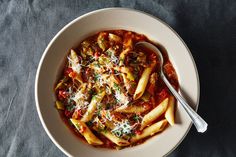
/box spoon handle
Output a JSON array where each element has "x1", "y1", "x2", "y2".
[{"x1": 161, "y1": 73, "x2": 208, "y2": 133}]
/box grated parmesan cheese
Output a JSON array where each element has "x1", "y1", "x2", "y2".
[
  {"x1": 111, "y1": 120, "x2": 133, "y2": 137},
  {"x1": 71, "y1": 90, "x2": 89, "y2": 110},
  {"x1": 67, "y1": 56, "x2": 82, "y2": 74},
  {"x1": 114, "y1": 91, "x2": 129, "y2": 106},
  {"x1": 110, "y1": 53, "x2": 119, "y2": 65},
  {"x1": 95, "y1": 74, "x2": 107, "y2": 87}
]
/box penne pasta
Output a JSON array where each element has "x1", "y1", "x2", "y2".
[
  {"x1": 69, "y1": 49, "x2": 83, "y2": 83},
  {"x1": 123, "y1": 32, "x2": 133, "y2": 49},
  {"x1": 114, "y1": 66, "x2": 135, "y2": 81},
  {"x1": 100, "y1": 130, "x2": 130, "y2": 146},
  {"x1": 119, "y1": 48, "x2": 131, "y2": 66},
  {"x1": 97, "y1": 32, "x2": 108, "y2": 51},
  {"x1": 93, "y1": 117, "x2": 130, "y2": 146},
  {"x1": 133, "y1": 59, "x2": 157, "y2": 100},
  {"x1": 108, "y1": 33, "x2": 122, "y2": 43},
  {"x1": 115, "y1": 104, "x2": 149, "y2": 114},
  {"x1": 81, "y1": 90, "x2": 106, "y2": 122},
  {"x1": 72, "y1": 83, "x2": 91, "y2": 112},
  {"x1": 140, "y1": 98, "x2": 169, "y2": 130},
  {"x1": 55, "y1": 101, "x2": 65, "y2": 110},
  {"x1": 99, "y1": 110, "x2": 116, "y2": 129},
  {"x1": 70, "y1": 49, "x2": 79, "y2": 63},
  {"x1": 131, "y1": 119, "x2": 168, "y2": 143},
  {"x1": 133, "y1": 66, "x2": 152, "y2": 100},
  {"x1": 121, "y1": 73, "x2": 131, "y2": 91},
  {"x1": 70, "y1": 119, "x2": 103, "y2": 145},
  {"x1": 165, "y1": 96, "x2": 175, "y2": 125}
]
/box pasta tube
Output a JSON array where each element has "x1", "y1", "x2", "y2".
[
  {"x1": 108, "y1": 33, "x2": 122, "y2": 43},
  {"x1": 81, "y1": 90, "x2": 106, "y2": 122},
  {"x1": 69, "y1": 49, "x2": 83, "y2": 83},
  {"x1": 114, "y1": 66, "x2": 135, "y2": 81},
  {"x1": 97, "y1": 32, "x2": 108, "y2": 51},
  {"x1": 70, "y1": 119, "x2": 103, "y2": 145},
  {"x1": 165, "y1": 96, "x2": 175, "y2": 125},
  {"x1": 115, "y1": 104, "x2": 149, "y2": 114},
  {"x1": 133, "y1": 66, "x2": 152, "y2": 100},
  {"x1": 131, "y1": 119, "x2": 168, "y2": 143},
  {"x1": 140, "y1": 98, "x2": 169, "y2": 130},
  {"x1": 93, "y1": 118, "x2": 129, "y2": 146},
  {"x1": 119, "y1": 48, "x2": 131, "y2": 66},
  {"x1": 100, "y1": 131, "x2": 130, "y2": 146}
]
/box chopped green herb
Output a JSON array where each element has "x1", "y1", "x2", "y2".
[
  {"x1": 105, "y1": 103, "x2": 111, "y2": 109},
  {"x1": 66, "y1": 105, "x2": 75, "y2": 111},
  {"x1": 88, "y1": 89, "x2": 95, "y2": 95},
  {"x1": 131, "y1": 82, "x2": 136, "y2": 88},
  {"x1": 112, "y1": 129, "x2": 122, "y2": 137},
  {"x1": 97, "y1": 126, "x2": 106, "y2": 133},
  {"x1": 75, "y1": 124, "x2": 81, "y2": 130},
  {"x1": 106, "y1": 50, "x2": 112, "y2": 56},
  {"x1": 106, "y1": 111, "x2": 111, "y2": 120},
  {"x1": 94, "y1": 62, "x2": 100, "y2": 67},
  {"x1": 102, "y1": 128, "x2": 108, "y2": 133},
  {"x1": 94, "y1": 73, "x2": 100, "y2": 81},
  {"x1": 96, "y1": 104, "x2": 103, "y2": 117},
  {"x1": 68, "y1": 119, "x2": 74, "y2": 126},
  {"x1": 133, "y1": 115, "x2": 140, "y2": 122},
  {"x1": 86, "y1": 121, "x2": 93, "y2": 127},
  {"x1": 127, "y1": 132, "x2": 135, "y2": 137},
  {"x1": 113, "y1": 82, "x2": 120, "y2": 91}
]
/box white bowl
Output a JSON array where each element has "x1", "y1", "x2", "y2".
[{"x1": 35, "y1": 8, "x2": 200, "y2": 157}]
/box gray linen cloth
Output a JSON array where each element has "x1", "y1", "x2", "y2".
[{"x1": 0, "y1": 0, "x2": 236, "y2": 156}]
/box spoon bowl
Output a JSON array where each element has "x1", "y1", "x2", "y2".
[{"x1": 135, "y1": 41, "x2": 208, "y2": 133}]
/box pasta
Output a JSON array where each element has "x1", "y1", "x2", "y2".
[
  {"x1": 81, "y1": 90, "x2": 106, "y2": 122},
  {"x1": 70, "y1": 119, "x2": 103, "y2": 145},
  {"x1": 100, "y1": 131, "x2": 130, "y2": 146},
  {"x1": 131, "y1": 119, "x2": 168, "y2": 143},
  {"x1": 93, "y1": 117, "x2": 130, "y2": 146},
  {"x1": 133, "y1": 66, "x2": 152, "y2": 100},
  {"x1": 54, "y1": 30, "x2": 179, "y2": 149},
  {"x1": 115, "y1": 103, "x2": 149, "y2": 113},
  {"x1": 140, "y1": 98, "x2": 169, "y2": 130},
  {"x1": 165, "y1": 96, "x2": 175, "y2": 125},
  {"x1": 68, "y1": 49, "x2": 83, "y2": 83}
]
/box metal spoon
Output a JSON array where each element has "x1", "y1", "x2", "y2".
[{"x1": 135, "y1": 41, "x2": 208, "y2": 133}]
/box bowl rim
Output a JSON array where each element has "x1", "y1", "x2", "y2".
[{"x1": 35, "y1": 7, "x2": 200, "y2": 157}]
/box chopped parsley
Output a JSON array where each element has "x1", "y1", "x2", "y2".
[
  {"x1": 105, "y1": 103, "x2": 113, "y2": 110},
  {"x1": 113, "y1": 82, "x2": 120, "y2": 91},
  {"x1": 86, "y1": 121, "x2": 93, "y2": 127},
  {"x1": 133, "y1": 115, "x2": 140, "y2": 122},
  {"x1": 106, "y1": 50, "x2": 112, "y2": 56},
  {"x1": 96, "y1": 104, "x2": 103, "y2": 117},
  {"x1": 66, "y1": 105, "x2": 75, "y2": 112},
  {"x1": 94, "y1": 62, "x2": 100, "y2": 67},
  {"x1": 94, "y1": 73, "x2": 100, "y2": 81},
  {"x1": 111, "y1": 120, "x2": 133, "y2": 137},
  {"x1": 88, "y1": 89, "x2": 95, "y2": 95}
]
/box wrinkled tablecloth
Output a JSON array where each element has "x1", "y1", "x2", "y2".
[{"x1": 0, "y1": 0, "x2": 236, "y2": 156}]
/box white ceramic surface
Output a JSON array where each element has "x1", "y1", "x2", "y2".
[{"x1": 35, "y1": 8, "x2": 200, "y2": 157}]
